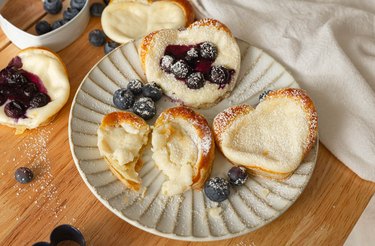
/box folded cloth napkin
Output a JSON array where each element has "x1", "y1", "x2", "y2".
[{"x1": 190, "y1": 0, "x2": 375, "y2": 182}]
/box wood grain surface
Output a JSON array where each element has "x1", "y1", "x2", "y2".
[{"x1": 0, "y1": 1, "x2": 374, "y2": 245}]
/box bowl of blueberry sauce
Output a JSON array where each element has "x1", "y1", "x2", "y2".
[{"x1": 0, "y1": 0, "x2": 90, "y2": 52}]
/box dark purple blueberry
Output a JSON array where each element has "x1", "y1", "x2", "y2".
[
  {"x1": 186, "y1": 72, "x2": 205, "y2": 89},
  {"x1": 113, "y1": 88, "x2": 135, "y2": 110},
  {"x1": 199, "y1": 42, "x2": 217, "y2": 60},
  {"x1": 104, "y1": 41, "x2": 119, "y2": 54},
  {"x1": 160, "y1": 55, "x2": 174, "y2": 73},
  {"x1": 259, "y1": 90, "x2": 272, "y2": 102},
  {"x1": 63, "y1": 7, "x2": 80, "y2": 21},
  {"x1": 103, "y1": 0, "x2": 110, "y2": 5},
  {"x1": 127, "y1": 79, "x2": 143, "y2": 95},
  {"x1": 132, "y1": 97, "x2": 156, "y2": 120},
  {"x1": 89, "y1": 29, "x2": 106, "y2": 47},
  {"x1": 185, "y1": 47, "x2": 199, "y2": 61},
  {"x1": 171, "y1": 60, "x2": 191, "y2": 79},
  {"x1": 209, "y1": 66, "x2": 230, "y2": 86},
  {"x1": 0, "y1": 94, "x2": 6, "y2": 106},
  {"x1": 4, "y1": 101, "x2": 25, "y2": 118},
  {"x1": 227, "y1": 166, "x2": 248, "y2": 186},
  {"x1": 204, "y1": 177, "x2": 230, "y2": 202},
  {"x1": 7, "y1": 71, "x2": 28, "y2": 86},
  {"x1": 43, "y1": 0, "x2": 63, "y2": 14},
  {"x1": 164, "y1": 44, "x2": 193, "y2": 59},
  {"x1": 90, "y1": 2, "x2": 105, "y2": 17},
  {"x1": 15, "y1": 167, "x2": 34, "y2": 184},
  {"x1": 23, "y1": 83, "x2": 38, "y2": 97},
  {"x1": 51, "y1": 19, "x2": 67, "y2": 30},
  {"x1": 7, "y1": 56, "x2": 23, "y2": 69},
  {"x1": 30, "y1": 93, "x2": 50, "y2": 108},
  {"x1": 142, "y1": 83, "x2": 163, "y2": 101},
  {"x1": 70, "y1": 0, "x2": 86, "y2": 10},
  {"x1": 35, "y1": 20, "x2": 52, "y2": 35},
  {"x1": 0, "y1": 84, "x2": 10, "y2": 97}
]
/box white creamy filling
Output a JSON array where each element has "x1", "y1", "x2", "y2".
[
  {"x1": 222, "y1": 98, "x2": 309, "y2": 173},
  {"x1": 152, "y1": 121, "x2": 198, "y2": 196},
  {"x1": 102, "y1": 1, "x2": 185, "y2": 43},
  {"x1": 0, "y1": 49, "x2": 70, "y2": 129},
  {"x1": 97, "y1": 123, "x2": 149, "y2": 183}
]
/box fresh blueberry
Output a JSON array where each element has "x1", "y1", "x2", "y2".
[
  {"x1": 132, "y1": 97, "x2": 156, "y2": 120},
  {"x1": 171, "y1": 60, "x2": 191, "y2": 79},
  {"x1": 22, "y1": 83, "x2": 38, "y2": 97},
  {"x1": 35, "y1": 20, "x2": 52, "y2": 35},
  {"x1": 227, "y1": 166, "x2": 248, "y2": 186},
  {"x1": 70, "y1": 0, "x2": 86, "y2": 10},
  {"x1": 7, "y1": 71, "x2": 28, "y2": 86},
  {"x1": 15, "y1": 167, "x2": 34, "y2": 184},
  {"x1": 43, "y1": 0, "x2": 63, "y2": 14},
  {"x1": 113, "y1": 88, "x2": 135, "y2": 110},
  {"x1": 127, "y1": 79, "x2": 143, "y2": 95},
  {"x1": 0, "y1": 94, "x2": 6, "y2": 106},
  {"x1": 63, "y1": 7, "x2": 80, "y2": 21},
  {"x1": 199, "y1": 42, "x2": 217, "y2": 60},
  {"x1": 160, "y1": 55, "x2": 174, "y2": 73},
  {"x1": 259, "y1": 90, "x2": 272, "y2": 102},
  {"x1": 104, "y1": 41, "x2": 119, "y2": 54},
  {"x1": 103, "y1": 0, "x2": 110, "y2": 5},
  {"x1": 51, "y1": 19, "x2": 67, "y2": 30},
  {"x1": 0, "y1": 84, "x2": 10, "y2": 97},
  {"x1": 90, "y1": 3, "x2": 105, "y2": 17},
  {"x1": 185, "y1": 47, "x2": 199, "y2": 61},
  {"x1": 89, "y1": 29, "x2": 106, "y2": 47},
  {"x1": 186, "y1": 72, "x2": 205, "y2": 89},
  {"x1": 209, "y1": 66, "x2": 230, "y2": 86},
  {"x1": 4, "y1": 101, "x2": 25, "y2": 118},
  {"x1": 142, "y1": 83, "x2": 163, "y2": 101},
  {"x1": 30, "y1": 93, "x2": 51, "y2": 108},
  {"x1": 204, "y1": 177, "x2": 230, "y2": 202}
]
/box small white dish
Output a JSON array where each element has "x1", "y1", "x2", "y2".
[{"x1": 0, "y1": 0, "x2": 90, "y2": 52}]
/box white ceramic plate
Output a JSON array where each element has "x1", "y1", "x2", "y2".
[{"x1": 68, "y1": 39, "x2": 318, "y2": 241}]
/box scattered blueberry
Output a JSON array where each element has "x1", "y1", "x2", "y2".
[
  {"x1": 186, "y1": 72, "x2": 205, "y2": 89},
  {"x1": 171, "y1": 60, "x2": 191, "y2": 79},
  {"x1": 89, "y1": 29, "x2": 106, "y2": 47},
  {"x1": 0, "y1": 84, "x2": 10, "y2": 97},
  {"x1": 142, "y1": 83, "x2": 163, "y2": 101},
  {"x1": 185, "y1": 47, "x2": 199, "y2": 61},
  {"x1": 51, "y1": 19, "x2": 67, "y2": 30},
  {"x1": 227, "y1": 166, "x2": 248, "y2": 186},
  {"x1": 43, "y1": 0, "x2": 63, "y2": 15},
  {"x1": 23, "y1": 83, "x2": 38, "y2": 97},
  {"x1": 0, "y1": 94, "x2": 6, "y2": 106},
  {"x1": 104, "y1": 41, "x2": 119, "y2": 54},
  {"x1": 15, "y1": 167, "x2": 34, "y2": 184},
  {"x1": 90, "y1": 2, "x2": 105, "y2": 17},
  {"x1": 209, "y1": 66, "x2": 230, "y2": 86},
  {"x1": 113, "y1": 89, "x2": 135, "y2": 110},
  {"x1": 7, "y1": 72, "x2": 28, "y2": 86},
  {"x1": 4, "y1": 101, "x2": 25, "y2": 118},
  {"x1": 70, "y1": 0, "x2": 86, "y2": 10},
  {"x1": 63, "y1": 7, "x2": 80, "y2": 21},
  {"x1": 204, "y1": 177, "x2": 230, "y2": 202},
  {"x1": 30, "y1": 93, "x2": 51, "y2": 108},
  {"x1": 127, "y1": 79, "x2": 143, "y2": 95},
  {"x1": 160, "y1": 55, "x2": 175, "y2": 73},
  {"x1": 35, "y1": 20, "x2": 52, "y2": 35},
  {"x1": 199, "y1": 42, "x2": 217, "y2": 60},
  {"x1": 133, "y1": 97, "x2": 156, "y2": 120},
  {"x1": 259, "y1": 90, "x2": 272, "y2": 102}
]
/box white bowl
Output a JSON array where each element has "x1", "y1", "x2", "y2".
[{"x1": 0, "y1": 0, "x2": 90, "y2": 52}]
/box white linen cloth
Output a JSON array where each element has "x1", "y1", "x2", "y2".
[{"x1": 190, "y1": 0, "x2": 375, "y2": 182}]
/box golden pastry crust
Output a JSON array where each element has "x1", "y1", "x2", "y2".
[
  {"x1": 213, "y1": 88, "x2": 318, "y2": 180},
  {"x1": 168, "y1": 0, "x2": 195, "y2": 26},
  {"x1": 98, "y1": 112, "x2": 150, "y2": 191},
  {"x1": 154, "y1": 106, "x2": 215, "y2": 190}
]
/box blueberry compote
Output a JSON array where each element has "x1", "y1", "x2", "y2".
[
  {"x1": 0, "y1": 56, "x2": 50, "y2": 119},
  {"x1": 160, "y1": 42, "x2": 234, "y2": 89}
]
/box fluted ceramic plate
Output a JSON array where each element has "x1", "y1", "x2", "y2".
[{"x1": 69, "y1": 39, "x2": 318, "y2": 241}]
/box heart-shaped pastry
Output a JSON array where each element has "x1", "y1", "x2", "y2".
[
  {"x1": 140, "y1": 18, "x2": 241, "y2": 108},
  {"x1": 213, "y1": 88, "x2": 318, "y2": 179},
  {"x1": 101, "y1": 0, "x2": 195, "y2": 43}
]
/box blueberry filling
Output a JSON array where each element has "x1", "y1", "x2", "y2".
[
  {"x1": 0, "y1": 56, "x2": 51, "y2": 119},
  {"x1": 160, "y1": 42, "x2": 234, "y2": 89}
]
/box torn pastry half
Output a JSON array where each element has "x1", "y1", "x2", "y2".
[
  {"x1": 97, "y1": 111, "x2": 151, "y2": 191},
  {"x1": 151, "y1": 106, "x2": 215, "y2": 196}
]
